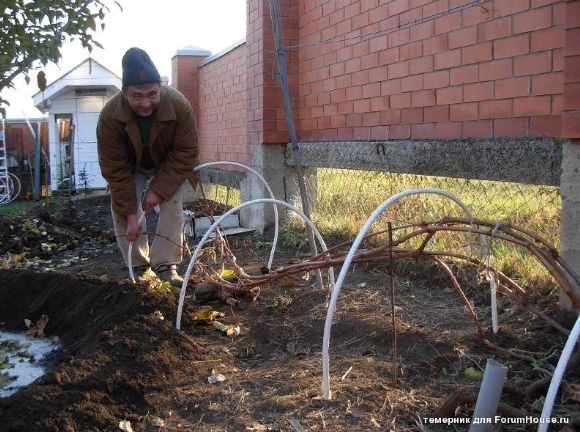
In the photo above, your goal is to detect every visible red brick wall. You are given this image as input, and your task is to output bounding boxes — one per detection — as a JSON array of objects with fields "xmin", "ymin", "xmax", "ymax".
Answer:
[
  {"xmin": 172, "ymin": 55, "xmax": 208, "ymax": 120},
  {"xmin": 562, "ymin": 0, "xmax": 580, "ymax": 138},
  {"xmin": 0, "ymin": 122, "xmax": 49, "ymax": 158},
  {"xmin": 297, "ymin": 0, "xmax": 569, "ymax": 140},
  {"xmin": 247, "ymin": 0, "xmax": 299, "ymax": 144},
  {"xmin": 198, "ymin": 44, "xmax": 249, "ymax": 165}
]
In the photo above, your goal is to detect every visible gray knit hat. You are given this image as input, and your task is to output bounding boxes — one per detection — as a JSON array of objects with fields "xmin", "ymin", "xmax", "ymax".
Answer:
[{"xmin": 122, "ymin": 48, "xmax": 161, "ymax": 88}]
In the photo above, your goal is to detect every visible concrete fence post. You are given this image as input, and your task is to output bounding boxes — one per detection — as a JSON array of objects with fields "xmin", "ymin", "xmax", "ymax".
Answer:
[
  {"xmin": 559, "ymin": 0, "xmax": 580, "ymax": 312},
  {"xmin": 239, "ymin": 143, "xmax": 287, "ymax": 233}
]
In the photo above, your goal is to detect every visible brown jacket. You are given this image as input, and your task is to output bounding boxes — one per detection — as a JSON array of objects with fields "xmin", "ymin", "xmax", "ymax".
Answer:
[{"xmin": 97, "ymin": 85, "xmax": 199, "ymax": 217}]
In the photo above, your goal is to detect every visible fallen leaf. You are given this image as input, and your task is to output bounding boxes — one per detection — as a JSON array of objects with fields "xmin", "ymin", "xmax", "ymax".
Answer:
[
  {"xmin": 208, "ymin": 371, "xmax": 226, "ymax": 384},
  {"xmin": 246, "ymin": 423, "xmax": 268, "ymax": 431},
  {"xmin": 148, "ymin": 416, "xmax": 165, "ymax": 428},
  {"xmin": 220, "ymin": 269, "xmax": 235, "ymax": 278},
  {"xmin": 464, "ymin": 367, "xmax": 483, "ymax": 379},
  {"xmin": 157, "ymin": 282, "xmax": 174, "ymax": 293},
  {"xmin": 118, "ymin": 420, "xmax": 134, "ymax": 432},
  {"xmin": 564, "ymin": 382, "xmax": 580, "ymax": 403},
  {"xmin": 13, "ymin": 254, "xmax": 22, "ymax": 263},
  {"xmin": 193, "ymin": 306, "xmax": 225, "ymax": 323},
  {"xmin": 370, "ymin": 417, "xmax": 381, "ymax": 427},
  {"xmin": 213, "ymin": 321, "xmax": 248, "ymax": 337},
  {"xmin": 232, "ymin": 324, "xmax": 249, "ymax": 336},
  {"xmin": 24, "ymin": 319, "xmax": 32, "ymax": 329},
  {"xmin": 213, "ymin": 321, "xmax": 229, "ymax": 332},
  {"xmin": 25, "ymin": 315, "xmax": 49, "ymax": 338}
]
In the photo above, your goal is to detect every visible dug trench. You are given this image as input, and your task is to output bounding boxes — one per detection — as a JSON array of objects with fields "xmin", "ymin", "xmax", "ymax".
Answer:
[
  {"xmin": 0, "ymin": 270, "xmax": 205, "ymax": 432},
  {"xmin": 0, "ymin": 267, "xmax": 440, "ymax": 432},
  {"xmin": 0, "ymin": 196, "xmax": 578, "ymax": 431},
  {"xmin": 0, "ymin": 264, "xmax": 577, "ymax": 432}
]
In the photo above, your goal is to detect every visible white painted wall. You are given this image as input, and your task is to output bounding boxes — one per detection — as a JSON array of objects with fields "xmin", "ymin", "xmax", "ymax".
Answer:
[
  {"xmin": 43, "ymin": 61, "xmax": 121, "ymax": 191},
  {"xmin": 48, "ymin": 91, "xmax": 107, "ymax": 191}
]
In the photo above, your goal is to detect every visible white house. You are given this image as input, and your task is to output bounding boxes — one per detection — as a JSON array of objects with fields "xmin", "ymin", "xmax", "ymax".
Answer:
[{"xmin": 32, "ymin": 58, "xmax": 122, "ymax": 192}]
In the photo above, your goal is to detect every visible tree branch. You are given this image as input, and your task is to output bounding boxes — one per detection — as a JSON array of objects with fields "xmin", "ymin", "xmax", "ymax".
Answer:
[{"xmin": 1, "ymin": 0, "xmax": 95, "ymax": 92}]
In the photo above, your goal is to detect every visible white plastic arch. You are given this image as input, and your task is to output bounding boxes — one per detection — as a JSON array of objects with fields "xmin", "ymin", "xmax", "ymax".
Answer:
[
  {"xmin": 321, "ymin": 188, "xmax": 475, "ymax": 399},
  {"xmin": 128, "ymin": 161, "xmax": 280, "ymax": 281},
  {"xmin": 176, "ymin": 198, "xmax": 336, "ymax": 330},
  {"xmin": 538, "ymin": 316, "xmax": 580, "ymax": 431},
  {"xmin": 193, "ymin": 161, "xmax": 280, "ymax": 271}
]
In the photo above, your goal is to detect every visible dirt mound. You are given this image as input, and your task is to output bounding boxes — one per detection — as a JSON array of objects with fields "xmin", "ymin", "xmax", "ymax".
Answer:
[
  {"xmin": 0, "ymin": 215, "xmax": 82, "ymax": 258},
  {"xmin": 0, "ymin": 211, "xmax": 114, "ymax": 259},
  {"xmin": 0, "ymin": 270, "xmax": 210, "ymax": 432},
  {"xmin": 184, "ymin": 198, "xmax": 233, "ymax": 216},
  {"xmin": 0, "ymin": 246, "xmax": 576, "ymax": 431}
]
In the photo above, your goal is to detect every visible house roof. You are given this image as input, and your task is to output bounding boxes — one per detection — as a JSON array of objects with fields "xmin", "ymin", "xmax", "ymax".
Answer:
[{"xmin": 32, "ymin": 57, "xmax": 122, "ymax": 112}]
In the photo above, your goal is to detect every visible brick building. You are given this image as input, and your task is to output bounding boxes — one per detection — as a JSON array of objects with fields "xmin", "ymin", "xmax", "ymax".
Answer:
[
  {"xmin": 0, "ymin": 119, "xmax": 49, "ymax": 199},
  {"xmin": 172, "ymin": 0, "xmax": 580, "ymax": 306},
  {"xmin": 174, "ymin": 0, "xmax": 579, "ymax": 150}
]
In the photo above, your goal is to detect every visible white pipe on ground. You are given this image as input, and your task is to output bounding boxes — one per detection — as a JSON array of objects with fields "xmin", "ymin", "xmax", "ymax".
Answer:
[
  {"xmin": 194, "ymin": 161, "xmax": 280, "ymax": 271},
  {"xmin": 538, "ymin": 313, "xmax": 580, "ymax": 432},
  {"xmin": 127, "ymin": 161, "xmax": 281, "ymax": 282},
  {"xmin": 175, "ymin": 198, "xmax": 335, "ymax": 330},
  {"xmin": 321, "ymin": 188, "xmax": 475, "ymax": 399},
  {"xmin": 469, "ymin": 359, "xmax": 508, "ymax": 432}
]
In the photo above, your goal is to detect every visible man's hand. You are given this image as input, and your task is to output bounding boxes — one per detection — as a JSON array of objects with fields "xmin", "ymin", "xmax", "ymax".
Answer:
[
  {"xmin": 144, "ymin": 190, "xmax": 163, "ymax": 213},
  {"xmin": 126, "ymin": 214, "xmax": 143, "ymax": 243}
]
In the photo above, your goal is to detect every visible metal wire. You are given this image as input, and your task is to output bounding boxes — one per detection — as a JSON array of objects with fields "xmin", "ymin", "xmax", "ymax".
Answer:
[{"xmin": 284, "ymin": 0, "xmax": 484, "ymax": 50}]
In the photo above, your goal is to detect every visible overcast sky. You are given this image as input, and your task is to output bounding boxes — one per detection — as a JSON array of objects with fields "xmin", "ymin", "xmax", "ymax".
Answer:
[{"xmin": 1, "ymin": 0, "xmax": 246, "ymax": 118}]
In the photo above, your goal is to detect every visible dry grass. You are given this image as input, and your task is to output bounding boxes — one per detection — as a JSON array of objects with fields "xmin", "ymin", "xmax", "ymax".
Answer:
[{"xmin": 273, "ymin": 169, "xmax": 561, "ymax": 287}]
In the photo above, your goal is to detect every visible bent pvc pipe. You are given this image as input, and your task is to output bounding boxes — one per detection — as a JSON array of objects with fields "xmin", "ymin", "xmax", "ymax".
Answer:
[
  {"xmin": 321, "ymin": 188, "xmax": 475, "ymax": 399},
  {"xmin": 176, "ymin": 198, "xmax": 335, "ymax": 330},
  {"xmin": 538, "ymin": 313, "xmax": 580, "ymax": 432},
  {"xmin": 128, "ymin": 161, "xmax": 280, "ymax": 281},
  {"xmin": 128, "ymin": 212, "xmax": 146, "ymax": 283},
  {"xmin": 491, "ymin": 273, "xmax": 499, "ymax": 334},
  {"xmin": 194, "ymin": 161, "xmax": 279, "ymax": 271}
]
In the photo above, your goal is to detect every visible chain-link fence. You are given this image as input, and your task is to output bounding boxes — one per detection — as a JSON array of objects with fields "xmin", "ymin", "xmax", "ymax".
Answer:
[
  {"xmin": 8, "ymin": 137, "xmax": 561, "ymax": 284},
  {"xmin": 281, "ymin": 139, "xmax": 563, "ymax": 283}
]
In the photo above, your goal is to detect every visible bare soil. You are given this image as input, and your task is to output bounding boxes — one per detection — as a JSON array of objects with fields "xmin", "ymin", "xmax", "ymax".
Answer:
[{"xmin": 0, "ymin": 195, "xmax": 578, "ymax": 432}]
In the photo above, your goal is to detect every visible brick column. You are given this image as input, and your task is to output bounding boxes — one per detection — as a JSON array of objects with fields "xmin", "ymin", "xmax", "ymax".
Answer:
[
  {"xmin": 242, "ymin": 0, "xmax": 300, "ymax": 232},
  {"xmin": 171, "ymin": 46, "xmax": 211, "ymax": 202},
  {"xmin": 559, "ymin": 0, "xmax": 580, "ymax": 312},
  {"xmin": 246, "ymin": 0, "xmax": 299, "ymax": 144},
  {"xmin": 171, "ymin": 45, "xmax": 211, "ymax": 124}
]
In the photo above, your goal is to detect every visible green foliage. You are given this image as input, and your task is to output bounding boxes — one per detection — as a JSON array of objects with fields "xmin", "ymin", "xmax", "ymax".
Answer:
[
  {"xmin": 0, "ymin": 0, "xmax": 122, "ymax": 117},
  {"xmin": 0, "ymin": 195, "xmax": 64, "ymax": 216},
  {"xmin": 279, "ymin": 226, "xmax": 309, "ymax": 249}
]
